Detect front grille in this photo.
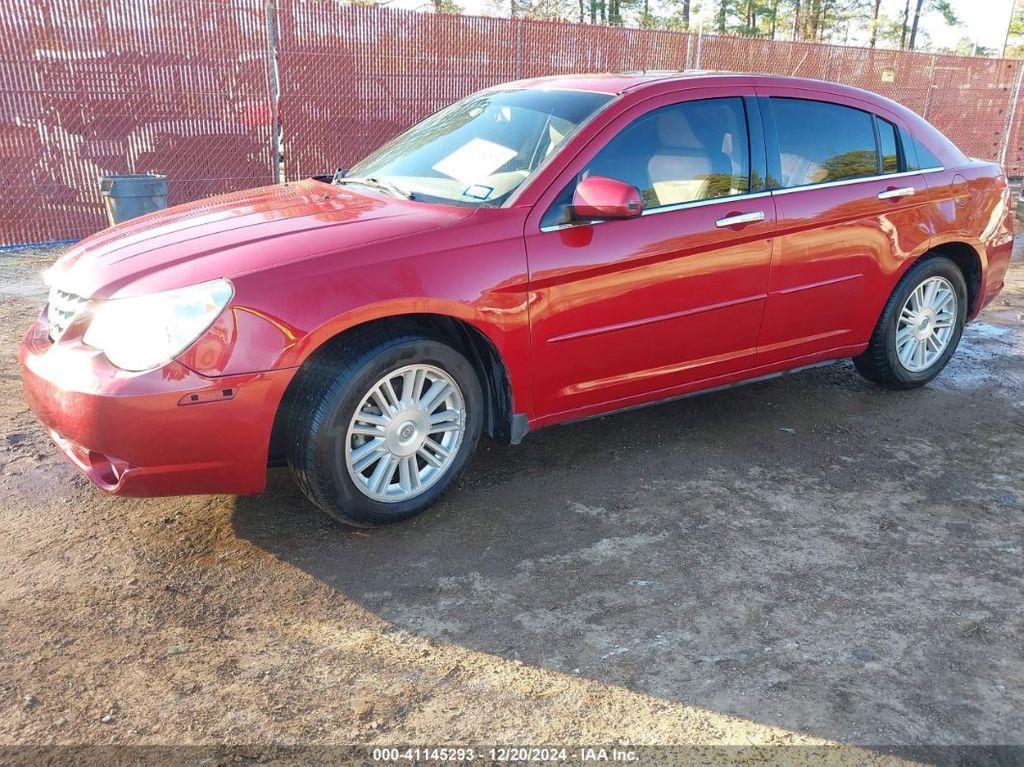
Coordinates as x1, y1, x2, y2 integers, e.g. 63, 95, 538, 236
47, 286, 87, 342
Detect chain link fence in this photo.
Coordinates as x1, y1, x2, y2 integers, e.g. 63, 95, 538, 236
0, 0, 275, 245
1, 1, 1022, 245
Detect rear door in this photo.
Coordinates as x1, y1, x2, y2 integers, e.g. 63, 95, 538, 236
753, 88, 931, 366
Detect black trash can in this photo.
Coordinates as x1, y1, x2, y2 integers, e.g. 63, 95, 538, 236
99, 174, 168, 226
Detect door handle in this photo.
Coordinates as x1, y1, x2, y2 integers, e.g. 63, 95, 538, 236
715, 211, 765, 228
877, 186, 915, 200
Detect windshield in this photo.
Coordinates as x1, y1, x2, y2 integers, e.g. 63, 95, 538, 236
345, 89, 613, 206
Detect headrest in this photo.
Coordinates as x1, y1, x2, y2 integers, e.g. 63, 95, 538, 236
655, 108, 703, 151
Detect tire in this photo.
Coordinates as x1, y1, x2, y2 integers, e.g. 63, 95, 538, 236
853, 255, 968, 389
285, 328, 483, 526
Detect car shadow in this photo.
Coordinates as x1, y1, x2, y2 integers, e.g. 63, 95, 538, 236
233, 361, 1024, 748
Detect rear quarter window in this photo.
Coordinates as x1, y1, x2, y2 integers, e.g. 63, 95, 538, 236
899, 126, 944, 170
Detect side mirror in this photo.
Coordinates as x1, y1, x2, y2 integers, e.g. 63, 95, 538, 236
571, 176, 643, 221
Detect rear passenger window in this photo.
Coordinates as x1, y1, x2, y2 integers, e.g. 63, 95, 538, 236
772, 98, 879, 188
877, 119, 900, 174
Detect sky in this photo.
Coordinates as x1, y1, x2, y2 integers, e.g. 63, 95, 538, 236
914, 0, 1017, 51
390, 0, 1019, 54
849, 0, 1017, 51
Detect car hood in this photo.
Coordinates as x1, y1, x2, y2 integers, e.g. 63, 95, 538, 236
46, 179, 475, 300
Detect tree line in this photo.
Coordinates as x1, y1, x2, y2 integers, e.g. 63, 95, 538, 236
418, 0, 1024, 57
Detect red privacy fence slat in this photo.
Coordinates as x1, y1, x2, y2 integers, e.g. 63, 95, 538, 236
275, 8, 522, 182
1, 1, 1023, 245
0, 0, 274, 245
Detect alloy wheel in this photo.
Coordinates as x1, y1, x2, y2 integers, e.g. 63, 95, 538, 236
896, 275, 957, 373
344, 364, 466, 502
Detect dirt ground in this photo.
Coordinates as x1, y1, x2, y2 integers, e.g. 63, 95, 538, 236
1, 229, 1022, 760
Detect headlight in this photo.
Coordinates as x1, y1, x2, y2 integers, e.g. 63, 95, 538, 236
83, 279, 234, 372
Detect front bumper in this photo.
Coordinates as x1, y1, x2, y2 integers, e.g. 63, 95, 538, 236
19, 314, 296, 497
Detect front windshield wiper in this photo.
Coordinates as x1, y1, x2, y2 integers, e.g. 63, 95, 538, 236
332, 171, 414, 200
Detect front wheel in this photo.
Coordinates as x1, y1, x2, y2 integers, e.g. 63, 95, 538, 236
285, 331, 483, 526
853, 255, 968, 389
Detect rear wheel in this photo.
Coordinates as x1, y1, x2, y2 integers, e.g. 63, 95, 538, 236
285, 331, 483, 526
853, 255, 967, 389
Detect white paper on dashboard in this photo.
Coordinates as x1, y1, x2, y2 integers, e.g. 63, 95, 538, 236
432, 138, 518, 185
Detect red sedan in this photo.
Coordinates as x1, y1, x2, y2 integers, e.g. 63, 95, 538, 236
20, 73, 1015, 526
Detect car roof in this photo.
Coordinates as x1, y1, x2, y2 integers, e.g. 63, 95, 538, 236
493, 71, 922, 128
491, 71, 711, 95
496, 71, 877, 99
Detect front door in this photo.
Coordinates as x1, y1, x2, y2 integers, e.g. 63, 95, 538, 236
524, 90, 777, 421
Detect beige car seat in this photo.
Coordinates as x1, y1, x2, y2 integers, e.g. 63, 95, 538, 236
646, 107, 736, 206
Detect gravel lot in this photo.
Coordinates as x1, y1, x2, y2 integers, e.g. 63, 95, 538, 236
0, 229, 1022, 758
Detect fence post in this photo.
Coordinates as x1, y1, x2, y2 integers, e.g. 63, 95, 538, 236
264, 0, 284, 184
1003, 61, 1019, 172
515, 19, 523, 80
695, 23, 703, 69
922, 54, 936, 121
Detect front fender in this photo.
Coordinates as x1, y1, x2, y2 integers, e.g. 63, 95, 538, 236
183, 209, 536, 420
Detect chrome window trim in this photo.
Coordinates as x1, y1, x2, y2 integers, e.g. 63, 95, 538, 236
538, 190, 772, 232
535, 167, 944, 233
539, 219, 603, 233
771, 167, 945, 196
642, 190, 772, 217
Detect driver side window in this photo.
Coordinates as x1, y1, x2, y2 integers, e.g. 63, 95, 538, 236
542, 97, 752, 228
